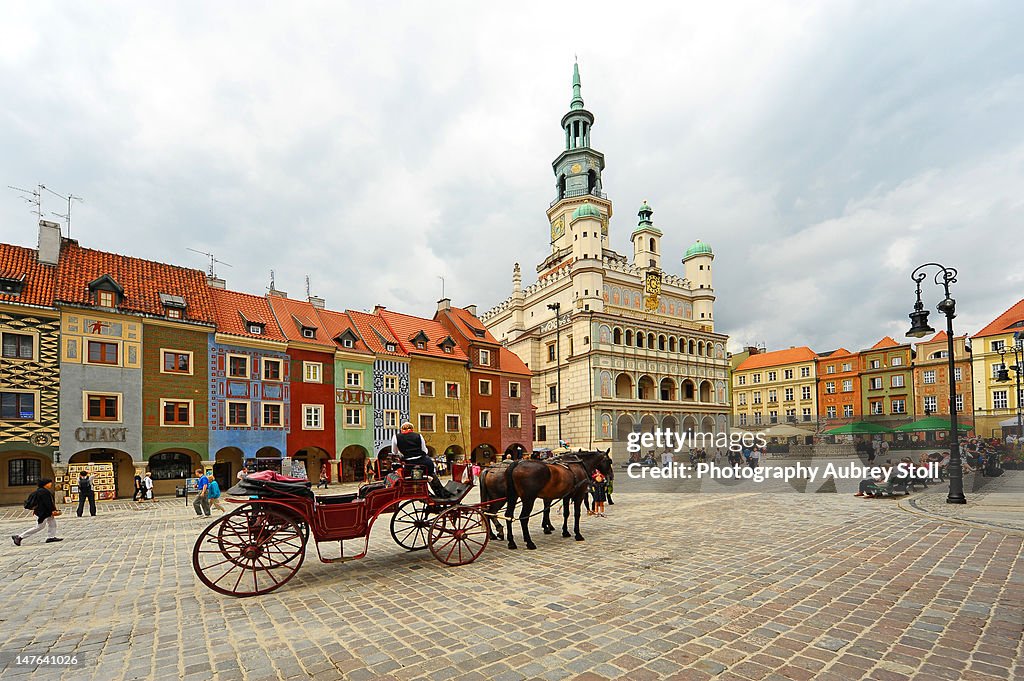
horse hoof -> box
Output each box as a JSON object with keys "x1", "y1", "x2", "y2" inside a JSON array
[
  {"x1": 575, "y1": 535, "x2": 585, "y2": 541},
  {"x1": 562, "y1": 531, "x2": 571, "y2": 538},
  {"x1": 543, "y1": 528, "x2": 553, "y2": 535},
  {"x1": 526, "y1": 543, "x2": 537, "y2": 550},
  {"x1": 508, "y1": 543, "x2": 517, "y2": 550}
]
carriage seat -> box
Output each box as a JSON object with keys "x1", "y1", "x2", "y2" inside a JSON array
[
  {"x1": 357, "y1": 481, "x2": 386, "y2": 499},
  {"x1": 317, "y1": 493, "x2": 359, "y2": 505},
  {"x1": 440, "y1": 480, "x2": 470, "y2": 500},
  {"x1": 228, "y1": 471, "x2": 315, "y2": 500}
]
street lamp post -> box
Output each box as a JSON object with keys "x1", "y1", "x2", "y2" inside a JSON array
[
  {"x1": 547, "y1": 302, "x2": 562, "y2": 446},
  {"x1": 906, "y1": 263, "x2": 966, "y2": 504},
  {"x1": 995, "y1": 331, "x2": 1024, "y2": 446}
]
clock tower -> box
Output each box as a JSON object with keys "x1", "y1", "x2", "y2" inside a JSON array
[{"x1": 544, "y1": 61, "x2": 612, "y2": 258}]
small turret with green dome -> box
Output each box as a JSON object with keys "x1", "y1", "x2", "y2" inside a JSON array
[
  {"x1": 572, "y1": 201, "x2": 603, "y2": 221},
  {"x1": 684, "y1": 240, "x2": 713, "y2": 259},
  {"x1": 632, "y1": 200, "x2": 662, "y2": 236}
]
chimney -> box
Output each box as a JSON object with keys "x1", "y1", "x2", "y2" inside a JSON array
[
  {"x1": 746, "y1": 346, "x2": 760, "y2": 355},
  {"x1": 437, "y1": 298, "x2": 451, "y2": 313},
  {"x1": 37, "y1": 220, "x2": 61, "y2": 266},
  {"x1": 268, "y1": 287, "x2": 288, "y2": 298},
  {"x1": 308, "y1": 295, "x2": 326, "y2": 309},
  {"x1": 465, "y1": 304, "x2": 477, "y2": 316},
  {"x1": 373, "y1": 305, "x2": 386, "y2": 314},
  {"x1": 207, "y1": 275, "x2": 226, "y2": 290}
]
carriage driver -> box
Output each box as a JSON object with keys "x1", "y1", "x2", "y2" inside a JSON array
[{"x1": 391, "y1": 422, "x2": 454, "y2": 498}]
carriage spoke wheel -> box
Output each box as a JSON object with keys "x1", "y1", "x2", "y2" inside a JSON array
[
  {"x1": 194, "y1": 505, "x2": 306, "y2": 597},
  {"x1": 428, "y1": 506, "x2": 489, "y2": 566},
  {"x1": 390, "y1": 499, "x2": 432, "y2": 551}
]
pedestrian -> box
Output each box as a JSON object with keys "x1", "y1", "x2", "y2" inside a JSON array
[
  {"x1": 12, "y1": 478, "x2": 62, "y2": 545},
  {"x1": 364, "y1": 458, "x2": 376, "y2": 481},
  {"x1": 590, "y1": 472, "x2": 608, "y2": 517},
  {"x1": 132, "y1": 472, "x2": 143, "y2": 502},
  {"x1": 143, "y1": 471, "x2": 155, "y2": 502},
  {"x1": 880, "y1": 439, "x2": 890, "y2": 458},
  {"x1": 192, "y1": 469, "x2": 211, "y2": 518},
  {"x1": 748, "y1": 447, "x2": 761, "y2": 469},
  {"x1": 207, "y1": 475, "x2": 227, "y2": 513},
  {"x1": 76, "y1": 470, "x2": 97, "y2": 517},
  {"x1": 317, "y1": 462, "x2": 329, "y2": 489}
]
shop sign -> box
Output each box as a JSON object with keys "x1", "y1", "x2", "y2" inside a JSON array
[{"x1": 74, "y1": 427, "x2": 128, "y2": 443}]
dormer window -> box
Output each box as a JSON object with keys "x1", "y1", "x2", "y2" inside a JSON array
[
  {"x1": 335, "y1": 329, "x2": 359, "y2": 350},
  {"x1": 302, "y1": 327, "x2": 316, "y2": 339},
  {"x1": 343, "y1": 339, "x2": 353, "y2": 348},
  {"x1": 443, "y1": 345, "x2": 452, "y2": 353},
  {"x1": 88, "y1": 274, "x2": 125, "y2": 308},
  {"x1": 158, "y1": 293, "x2": 187, "y2": 320},
  {"x1": 97, "y1": 290, "x2": 115, "y2": 308},
  {"x1": 166, "y1": 308, "x2": 182, "y2": 319},
  {"x1": 416, "y1": 341, "x2": 426, "y2": 349},
  {"x1": 0, "y1": 275, "x2": 25, "y2": 297},
  {"x1": 249, "y1": 324, "x2": 263, "y2": 335},
  {"x1": 386, "y1": 343, "x2": 396, "y2": 352}
]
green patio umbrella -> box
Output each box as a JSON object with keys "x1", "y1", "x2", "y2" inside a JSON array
[
  {"x1": 823, "y1": 422, "x2": 892, "y2": 435},
  {"x1": 892, "y1": 417, "x2": 973, "y2": 432}
]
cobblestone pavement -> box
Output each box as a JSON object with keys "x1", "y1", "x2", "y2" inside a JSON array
[{"x1": 0, "y1": 476, "x2": 1021, "y2": 681}]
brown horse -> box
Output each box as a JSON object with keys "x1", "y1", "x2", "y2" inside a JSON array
[{"x1": 479, "y1": 449, "x2": 613, "y2": 550}]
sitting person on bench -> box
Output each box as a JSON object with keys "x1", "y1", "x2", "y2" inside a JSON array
[
  {"x1": 855, "y1": 460, "x2": 893, "y2": 498},
  {"x1": 391, "y1": 422, "x2": 453, "y2": 498}
]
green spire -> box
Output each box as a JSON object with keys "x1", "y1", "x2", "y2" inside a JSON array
[{"x1": 570, "y1": 60, "x2": 584, "y2": 110}]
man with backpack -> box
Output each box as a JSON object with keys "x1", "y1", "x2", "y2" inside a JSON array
[
  {"x1": 192, "y1": 469, "x2": 211, "y2": 518},
  {"x1": 12, "y1": 478, "x2": 62, "y2": 545},
  {"x1": 77, "y1": 470, "x2": 97, "y2": 517}
]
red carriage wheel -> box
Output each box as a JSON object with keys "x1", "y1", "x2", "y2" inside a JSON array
[
  {"x1": 390, "y1": 499, "x2": 432, "y2": 551},
  {"x1": 428, "y1": 506, "x2": 489, "y2": 566},
  {"x1": 193, "y1": 505, "x2": 306, "y2": 597}
]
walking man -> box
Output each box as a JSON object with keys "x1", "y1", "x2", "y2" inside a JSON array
[
  {"x1": 192, "y1": 469, "x2": 211, "y2": 518},
  {"x1": 12, "y1": 478, "x2": 62, "y2": 545},
  {"x1": 132, "y1": 472, "x2": 143, "y2": 502},
  {"x1": 143, "y1": 471, "x2": 154, "y2": 502},
  {"x1": 77, "y1": 470, "x2": 97, "y2": 517}
]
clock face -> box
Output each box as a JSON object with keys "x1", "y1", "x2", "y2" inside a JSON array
[
  {"x1": 645, "y1": 272, "x2": 662, "y2": 295},
  {"x1": 550, "y1": 217, "x2": 565, "y2": 240},
  {"x1": 570, "y1": 163, "x2": 582, "y2": 174}
]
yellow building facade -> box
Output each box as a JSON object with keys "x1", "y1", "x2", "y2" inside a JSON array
[
  {"x1": 971, "y1": 298, "x2": 1024, "y2": 439},
  {"x1": 732, "y1": 347, "x2": 818, "y2": 431}
]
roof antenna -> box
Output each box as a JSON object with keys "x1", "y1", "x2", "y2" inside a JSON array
[
  {"x1": 305, "y1": 275, "x2": 311, "y2": 298},
  {"x1": 269, "y1": 269, "x2": 276, "y2": 291},
  {"x1": 186, "y1": 248, "x2": 233, "y2": 279},
  {"x1": 8, "y1": 184, "x2": 43, "y2": 221},
  {"x1": 42, "y1": 185, "x2": 83, "y2": 238},
  {"x1": 438, "y1": 275, "x2": 445, "y2": 299}
]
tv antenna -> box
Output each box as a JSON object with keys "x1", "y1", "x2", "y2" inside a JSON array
[
  {"x1": 438, "y1": 275, "x2": 445, "y2": 299},
  {"x1": 186, "y1": 248, "x2": 232, "y2": 279},
  {"x1": 269, "y1": 269, "x2": 276, "y2": 291},
  {"x1": 8, "y1": 184, "x2": 43, "y2": 220},
  {"x1": 305, "y1": 275, "x2": 312, "y2": 298},
  {"x1": 41, "y1": 186, "x2": 83, "y2": 238}
]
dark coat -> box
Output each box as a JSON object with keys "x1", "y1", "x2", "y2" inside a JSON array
[{"x1": 25, "y1": 487, "x2": 57, "y2": 521}]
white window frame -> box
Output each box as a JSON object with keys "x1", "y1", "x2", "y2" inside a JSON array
[
  {"x1": 418, "y1": 413, "x2": 436, "y2": 432},
  {"x1": 993, "y1": 390, "x2": 1008, "y2": 410},
  {"x1": 801, "y1": 386, "x2": 811, "y2": 400},
  {"x1": 262, "y1": 357, "x2": 283, "y2": 382},
  {"x1": 753, "y1": 412, "x2": 762, "y2": 425},
  {"x1": 842, "y1": 380, "x2": 853, "y2": 393},
  {"x1": 225, "y1": 399, "x2": 251, "y2": 427},
  {"x1": 870, "y1": 360, "x2": 880, "y2": 369},
  {"x1": 738, "y1": 393, "x2": 747, "y2": 406},
  {"x1": 226, "y1": 353, "x2": 250, "y2": 379},
  {"x1": 767, "y1": 371, "x2": 777, "y2": 382},
  {"x1": 992, "y1": 340, "x2": 1005, "y2": 352},
  {"x1": 784, "y1": 388, "x2": 794, "y2": 402},
  {"x1": 343, "y1": 407, "x2": 363, "y2": 428},
  {"x1": 0, "y1": 329, "x2": 38, "y2": 362},
  {"x1": 302, "y1": 404, "x2": 324, "y2": 430},
  {"x1": 508, "y1": 381, "x2": 520, "y2": 398},
  {"x1": 870, "y1": 401, "x2": 883, "y2": 415},
  {"x1": 160, "y1": 348, "x2": 193, "y2": 376},
  {"x1": 479, "y1": 349, "x2": 491, "y2": 366},
  {"x1": 303, "y1": 361, "x2": 323, "y2": 384},
  {"x1": 891, "y1": 399, "x2": 906, "y2": 414},
  {"x1": 479, "y1": 410, "x2": 491, "y2": 429},
  {"x1": 843, "y1": 404, "x2": 854, "y2": 418},
  {"x1": 419, "y1": 379, "x2": 435, "y2": 397},
  {"x1": 923, "y1": 396, "x2": 937, "y2": 413},
  {"x1": 892, "y1": 375, "x2": 905, "y2": 388},
  {"x1": 508, "y1": 413, "x2": 521, "y2": 429},
  {"x1": 383, "y1": 409, "x2": 399, "y2": 429},
  {"x1": 159, "y1": 398, "x2": 194, "y2": 427},
  {"x1": 826, "y1": 365, "x2": 836, "y2": 374},
  {"x1": 738, "y1": 375, "x2": 746, "y2": 386},
  {"x1": 800, "y1": 367, "x2": 810, "y2": 378},
  {"x1": 870, "y1": 377, "x2": 883, "y2": 390},
  {"x1": 383, "y1": 374, "x2": 398, "y2": 392},
  {"x1": 738, "y1": 413, "x2": 748, "y2": 426},
  {"x1": 825, "y1": 382, "x2": 835, "y2": 394},
  {"x1": 445, "y1": 382, "x2": 460, "y2": 399},
  {"x1": 345, "y1": 369, "x2": 363, "y2": 388},
  {"x1": 783, "y1": 369, "x2": 793, "y2": 380},
  {"x1": 955, "y1": 393, "x2": 964, "y2": 412},
  {"x1": 752, "y1": 391, "x2": 762, "y2": 405},
  {"x1": 479, "y1": 379, "x2": 492, "y2": 396},
  {"x1": 842, "y1": 363, "x2": 852, "y2": 372},
  {"x1": 923, "y1": 370, "x2": 936, "y2": 385},
  {"x1": 767, "y1": 389, "x2": 777, "y2": 403},
  {"x1": 826, "y1": 405, "x2": 836, "y2": 419},
  {"x1": 445, "y1": 414, "x2": 460, "y2": 432},
  {"x1": 954, "y1": 367, "x2": 962, "y2": 382},
  {"x1": 891, "y1": 356, "x2": 903, "y2": 366},
  {"x1": 752, "y1": 374, "x2": 761, "y2": 384},
  {"x1": 262, "y1": 401, "x2": 284, "y2": 428}
]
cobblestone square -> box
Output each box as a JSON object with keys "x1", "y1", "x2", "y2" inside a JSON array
[{"x1": 0, "y1": 470, "x2": 1021, "y2": 681}]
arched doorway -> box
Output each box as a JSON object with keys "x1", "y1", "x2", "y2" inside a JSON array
[
  {"x1": 682, "y1": 416, "x2": 698, "y2": 436},
  {"x1": 253, "y1": 446, "x2": 283, "y2": 473},
  {"x1": 442, "y1": 445, "x2": 463, "y2": 475},
  {"x1": 615, "y1": 374, "x2": 634, "y2": 399},
  {"x1": 639, "y1": 414, "x2": 657, "y2": 435},
  {"x1": 616, "y1": 414, "x2": 634, "y2": 441},
  {"x1": 699, "y1": 381, "x2": 713, "y2": 403},
  {"x1": 659, "y1": 378, "x2": 677, "y2": 401},
  {"x1": 213, "y1": 447, "x2": 243, "y2": 491},
  {"x1": 0, "y1": 450, "x2": 55, "y2": 505},
  {"x1": 293, "y1": 446, "x2": 330, "y2": 481},
  {"x1": 662, "y1": 415, "x2": 678, "y2": 433},
  {"x1": 339, "y1": 445, "x2": 368, "y2": 482},
  {"x1": 70, "y1": 448, "x2": 136, "y2": 499},
  {"x1": 681, "y1": 380, "x2": 696, "y2": 401},
  {"x1": 503, "y1": 443, "x2": 525, "y2": 460},
  {"x1": 472, "y1": 444, "x2": 497, "y2": 465}
]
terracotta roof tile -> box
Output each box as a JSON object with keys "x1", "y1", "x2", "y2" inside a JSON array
[
  {"x1": 735, "y1": 346, "x2": 817, "y2": 371},
  {"x1": 377, "y1": 309, "x2": 468, "y2": 361},
  {"x1": 55, "y1": 242, "x2": 214, "y2": 323},
  {"x1": 817, "y1": 347, "x2": 854, "y2": 361},
  {"x1": 347, "y1": 310, "x2": 405, "y2": 356},
  {"x1": 868, "y1": 336, "x2": 900, "y2": 350},
  {"x1": 0, "y1": 243, "x2": 56, "y2": 308},
  {"x1": 314, "y1": 308, "x2": 373, "y2": 355},
  {"x1": 265, "y1": 295, "x2": 335, "y2": 347},
  {"x1": 973, "y1": 298, "x2": 1024, "y2": 339},
  {"x1": 499, "y1": 347, "x2": 531, "y2": 376},
  {"x1": 446, "y1": 307, "x2": 500, "y2": 344},
  {"x1": 209, "y1": 288, "x2": 287, "y2": 341}
]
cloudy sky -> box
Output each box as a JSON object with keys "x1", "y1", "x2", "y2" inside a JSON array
[{"x1": 1, "y1": 1, "x2": 1021, "y2": 353}]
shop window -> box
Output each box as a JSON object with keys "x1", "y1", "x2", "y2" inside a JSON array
[
  {"x1": 8, "y1": 458, "x2": 41, "y2": 486},
  {"x1": 148, "y1": 452, "x2": 192, "y2": 480}
]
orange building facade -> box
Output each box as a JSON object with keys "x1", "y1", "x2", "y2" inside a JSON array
[{"x1": 816, "y1": 348, "x2": 862, "y2": 427}]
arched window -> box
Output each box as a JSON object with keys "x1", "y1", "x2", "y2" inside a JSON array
[
  {"x1": 625, "y1": 330, "x2": 633, "y2": 346},
  {"x1": 613, "y1": 328, "x2": 622, "y2": 345},
  {"x1": 669, "y1": 337, "x2": 677, "y2": 352},
  {"x1": 658, "y1": 335, "x2": 666, "y2": 351},
  {"x1": 149, "y1": 452, "x2": 193, "y2": 480},
  {"x1": 688, "y1": 339, "x2": 695, "y2": 354},
  {"x1": 647, "y1": 333, "x2": 655, "y2": 348},
  {"x1": 637, "y1": 333, "x2": 644, "y2": 348}
]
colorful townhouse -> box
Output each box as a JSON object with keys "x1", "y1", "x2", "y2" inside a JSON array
[
  {"x1": 970, "y1": 298, "x2": 1024, "y2": 439},
  {"x1": 731, "y1": 346, "x2": 817, "y2": 431},
  {"x1": 207, "y1": 287, "x2": 290, "y2": 484},
  {"x1": 265, "y1": 293, "x2": 338, "y2": 480},
  {"x1": 0, "y1": 236, "x2": 59, "y2": 505},
  {"x1": 56, "y1": 239, "x2": 215, "y2": 498},
  {"x1": 347, "y1": 309, "x2": 410, "y2": 460},
  {"x1": 377, "y1": 307, "x2": 472, "y2": 463},
  {"x1": 911, "y1": 331, "x2": 972, "y2": 438},
  {"x1": 316, "y1": 307, "x2": 375, "y2": 481},
  {"x1": 858, "y1": 336, "x2": 914, "y2": 428},
  {"x1": 816, "y1": 348, "x2": 861, "y2": 427},
  {"x1": 434, "y1": 299, "x2": 533, "y2": 462}
]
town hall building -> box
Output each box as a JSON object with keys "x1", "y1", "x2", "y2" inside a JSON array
[{"x1": 480, "y1": 64, "x2": 732, "y2": 456}]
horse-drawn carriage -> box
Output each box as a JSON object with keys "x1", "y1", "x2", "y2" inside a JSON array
[{"x1": 192, "y1": 463, "x2": 489, "y2": 597}]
